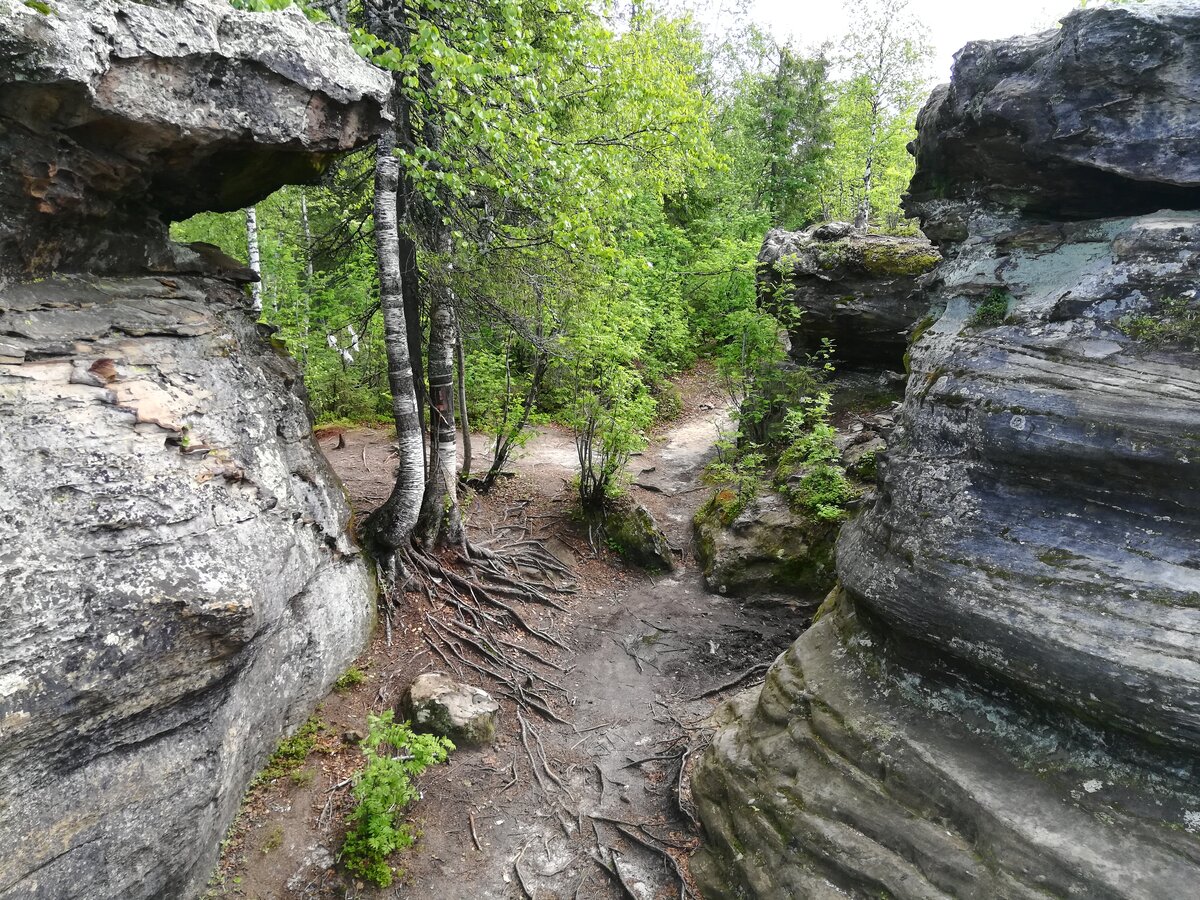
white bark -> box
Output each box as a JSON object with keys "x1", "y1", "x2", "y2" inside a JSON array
[
  {"x1": 363, "y1": 138, "x2": 425, "y2": 554},
  {"x1": 244, "y1": 206, "x2": 262, "y2": 313}
]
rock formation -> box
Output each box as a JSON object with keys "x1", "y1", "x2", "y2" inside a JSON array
[
  {"x1": 758, "y1": 225, "x2": 939, "y2": 368},
  {"x1": 403, "y1": 674, "x2": 500, "y2": 747},
  {"x1": 694, "y1": 3, "x2": 1200, "y2": 897},
  {"x1": 0, "y1": 3, "x2": 390, "y2": 898}
]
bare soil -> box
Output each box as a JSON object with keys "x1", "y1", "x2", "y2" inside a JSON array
[{"x1": 207, "y1": 363, "x2": 804, "y2": 900}]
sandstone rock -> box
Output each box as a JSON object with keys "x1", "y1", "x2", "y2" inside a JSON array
[
  {"x1": 0, "y1": 0, "x2": 391, "y2": 274},
  {"x1": 695, "y1": 490, "x2": 837, "y2": 611},
  {"x1": 602, "y1": 501, "x2": 675, "y2": 572},
  {"x1": 0, "y1": 3, "x2": 388, "y2": 898},
  {"x1": 907, "y1": 0, "x2": 1200, "y2": 236},
  {"x1": 693, "y1": 595, "x2": 1200, "y2": 900},
  {"x1": 402, "y1": 674, "x2": 499, "y2": 747},
  {"x1": 758, "y1": 225, "x2": 939, "y2": 368},
  {"x1": 696, "y1": 4, "x2": 1200, "y2": 896},
  {"x1": 0, "y1": 274, "x2": 377, "y2": 900}
]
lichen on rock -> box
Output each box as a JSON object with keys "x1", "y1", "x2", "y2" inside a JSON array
[
  {"x1": 694, "y1": 3, "x2": 1200, "y2": 896},
  {"x1": 0, "y1": 2, "x2": 390, "y2": 898}
]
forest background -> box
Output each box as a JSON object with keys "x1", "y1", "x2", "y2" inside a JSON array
[{"x1": 176, "y1": 0, "x2": 932, "y2": 522}]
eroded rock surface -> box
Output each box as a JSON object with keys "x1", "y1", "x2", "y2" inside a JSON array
[
  {"x1": 403, "y1": 674, "x2": 499, "y2": 747},
  {"x1": 0, "y1": 0, "x2": 391, "y2": 274},
  {"x1": 758, "y1": 225, "x2": 939, "y2": 367},
  {"x1": 0, "y1": 3, "x2": 388, "y2": 898},
  {"x1": 695, "y1": 3, "x2": 1200, "y2": 896}
]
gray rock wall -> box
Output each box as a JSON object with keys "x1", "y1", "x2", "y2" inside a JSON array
[
  {"x1": 0, "y1": 2, "x2": 389, "y2": 897},
  {"x1": 0, "y1": 274, "x2": 376, "y2": 899},
  {"x1": 758, "y1": 226, "x2": 939, "y2": 368},
  {"x1": 694, "y1": 3, "x2": 1200, "y2": 896}
]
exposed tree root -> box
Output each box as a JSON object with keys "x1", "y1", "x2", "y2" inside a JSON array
[{"x1": 375, "y1": 528, "x2": 576, "y2": 726}]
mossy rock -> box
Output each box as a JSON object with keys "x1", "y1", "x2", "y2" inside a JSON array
[
  {"x1": 598, "y1": 501, "x2": 674, "y2": 572},
  {"x1": 860, "y1": 240, "x2": 941, "y2": 277},
  {"x1": 695, "y1": 488, "x2": 839, "y2": 610}
]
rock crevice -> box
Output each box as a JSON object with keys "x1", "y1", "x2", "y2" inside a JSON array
[{"x1": 694, "y1": 3, "x2": 1200, "y2": 896}]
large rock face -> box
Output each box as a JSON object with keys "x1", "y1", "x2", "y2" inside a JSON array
[
  {"x1": 694, "y1": 3, "x2": 1200, "y2": 897},
  {"x1": 0, "y1": 3, "x2": 389, "y2": 898},
  {"x1": 0, "y1": 0, "x2": 390, "y2": 274},
  {"x1": 758, "y1": 225, "x2": 939, "y2": 368}
]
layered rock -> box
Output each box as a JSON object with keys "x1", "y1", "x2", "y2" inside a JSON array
[
  {"x1": 758, "y1": 225, "x2": 939, "y2": 368},
  {"x1": 695, "y1": 491, "x2": 838, "y2": 610},
  {"x1": 695, "y1": 3, "x2": 1200, "y2": 896},
  {"x1": 0, "y1": 0, "x2": 390, "y2": 275},
  {"x1": 0, "y1": 3, "x2": 390, "y2": 898}
]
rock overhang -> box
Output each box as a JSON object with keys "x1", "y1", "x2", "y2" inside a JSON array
[{"x1": 0, "y1": 0, "x2": 393, "y2": 273}]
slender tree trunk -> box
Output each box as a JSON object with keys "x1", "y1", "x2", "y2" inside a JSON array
[
  {"x1": 855, "y1": 98, "x2": 882, "y2": 231},
  {"x1": 363, "y1": 136, "x2": 425, "y2": 573},
  {"x1": 245, "y1": 206, "x2": 262, "y2": 313},
  {"x1": 415, "y1": 243, "x2": 463, "y2": 548},
  {"x1": 456, "y1": 328, "x2": 472, "y2": 480},
  {"x1": 299, "y1": 190, "x2": 313, "y2": 366}
]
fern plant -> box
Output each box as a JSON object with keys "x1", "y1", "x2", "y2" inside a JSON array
[{"x1": 341, "y1": 712, "x2": 453, "y2": 887}]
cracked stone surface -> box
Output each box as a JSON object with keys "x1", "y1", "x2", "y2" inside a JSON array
[
  {"x1": 0, "y1": 2, "x2": 387, "y2": 897},
  {"x1": 693, "y1": 3, "x2": 1200, "y2": 896}
]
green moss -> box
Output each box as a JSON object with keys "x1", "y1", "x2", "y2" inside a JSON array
[
  {"x1": 1036, "y1": 548, "x2": 1087, "y2": 568},
  {"x1": 861, "y1": 242, "x2": 940, "y2": 276},
  {"x1": 335, "y1": 666, "x2": 366, "y2": 692},
  {"x1": 23, "y1": 0, "x2": 54, "y2": 12},
  {"x1": 255, "y1": 715, "x2": 325, "y2": 784},
  {"x1": 1117, "y1": 296, "x2": 1200, "y2": 352}
]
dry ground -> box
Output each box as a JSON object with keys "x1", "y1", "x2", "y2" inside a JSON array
[{"x1": 207, "y1": 364, "x2": 806, "y2": 900}]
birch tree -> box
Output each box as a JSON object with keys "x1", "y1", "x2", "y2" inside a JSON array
[
  {"x1": 830, "y1": 0, "x2": 930, "y2": 231},
  {"x1": 361, "y1": 139, "x2": 425, "y2": 579},
  {"x1": 244, "y1": 205, "x2": 263, "y2": 312}
]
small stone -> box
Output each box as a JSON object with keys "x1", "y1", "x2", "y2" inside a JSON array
[{"x1": 400, "y1": 673, "x2": 499, "y2": 747}]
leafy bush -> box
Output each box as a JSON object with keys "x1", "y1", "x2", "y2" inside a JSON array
[
  {"x1": 341, "y1": 712, "x2": 453, "y2": 888},
  {"x1": 701, "y1": 434, "x2": 766, "y2": 523},
  {"x1": 968, "y1": 289, "x2": 1010, "y2": 328},
  {"x1": 776, "y1": 393, "x2": 855, "y2": 520},
  {"x1": 1117, "y1": 296, "x2": 1200, "y2": 352}
]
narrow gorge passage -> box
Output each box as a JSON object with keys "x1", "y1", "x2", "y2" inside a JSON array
[{"x1": 213, "y1": 368, "x2": 801, "y2": 899}]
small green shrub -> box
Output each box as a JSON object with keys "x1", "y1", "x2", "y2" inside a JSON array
[
  {"x1": 701, "y1": 436, "x2": 766, "y2": 523},
  {"x1": 334, "y1": 667, "x2": 366, "y2": 692},
  {"x1": 968, "y1": 289, "x2": 1010, "y2": 328},
  {"x1": 1117, "y1": 296, "x2": 1200, "y2": 352},
  {"x1": 341, "y1": 711, "x2": 453, "y2": 888},
  {"x1": 775, "y1": 393, "x2": 855, "y2": 521},
  {"x1": 256, "y1": 715, "x2": 324, "y2": 783}
]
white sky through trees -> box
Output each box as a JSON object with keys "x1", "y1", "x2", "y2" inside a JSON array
[{"x1": 747, "y1": 0, "x2": 1082, "y2": 80}]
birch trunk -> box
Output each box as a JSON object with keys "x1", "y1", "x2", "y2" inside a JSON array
[
  {"x1": 415, "y1": 254, "x2": 463, "y2": 548},
  {"x1": 363, "y1": 136, "x2": 425, "y2": 569},
  {"x1": 456, "y1": 328, "x2": 472, "y2": 481},
  {"x1": 244, "y1": 206, "x2": 262, "y2": 313}
]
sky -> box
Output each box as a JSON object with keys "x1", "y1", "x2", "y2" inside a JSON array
[{"x1": 744, "y1": 0, "x2": 1083, "y2": 81}]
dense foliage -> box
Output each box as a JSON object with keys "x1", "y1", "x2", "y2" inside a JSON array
[{"x1": 176, "y1": 0, "x2": 932, "y2": 506}]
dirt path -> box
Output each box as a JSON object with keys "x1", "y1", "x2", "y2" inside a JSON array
[{"x1": 209, "y1": 366, "x2": 800, "y2": 900}]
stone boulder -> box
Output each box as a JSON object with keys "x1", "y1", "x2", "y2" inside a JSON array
[
  {"x1": 0, "y1": 0, "x2": 391, "y2": 275},
  {"x1": 0, "y1": 3, "x2": 389, "y2": 899},
  {"x1": 402, "y1": 674, "x2": 499, "y2": 747},
  {"x1": 695, "y1": 3, "x2": 1200, "y2": 897},
  {"x1": 908, "y1": 0, "x2": 1200, "y2": 236},
  {"x1": 695, "y1": 490, "x2": 837, "y2": 612},
  {"x1": 602, "y1": 500, "x2": 675, "y2": 572},
  {"x1": 758, "y1": 225, "x2": 939, "y2": 368}
]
